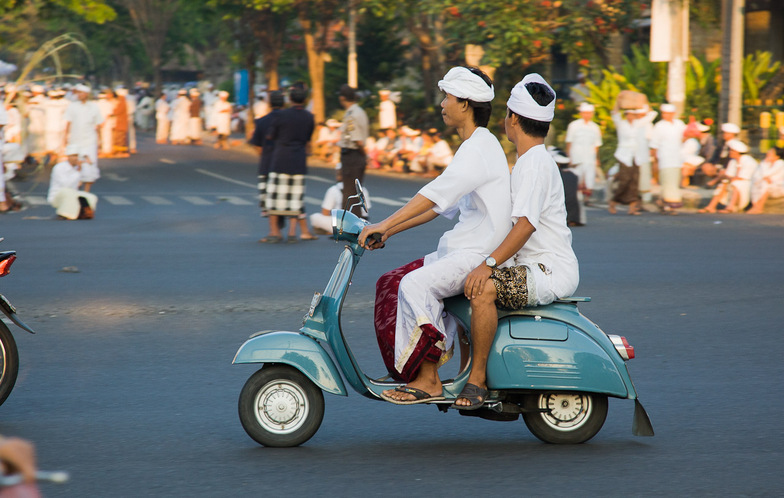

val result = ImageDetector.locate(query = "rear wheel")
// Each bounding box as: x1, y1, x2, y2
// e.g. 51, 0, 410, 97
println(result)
0, 322, 19, 407
238, 365, 325, 447
522, 392, 608, 444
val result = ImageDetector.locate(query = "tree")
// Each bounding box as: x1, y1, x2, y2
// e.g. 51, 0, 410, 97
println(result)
119, 0, 182, 96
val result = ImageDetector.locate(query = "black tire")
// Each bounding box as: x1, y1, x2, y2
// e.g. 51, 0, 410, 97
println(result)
0, 321, 19, 407
522, 392, 608, 444
238, 365, 325, 447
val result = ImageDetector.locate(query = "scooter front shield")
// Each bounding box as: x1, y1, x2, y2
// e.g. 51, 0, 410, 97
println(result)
233, 330, 347, 396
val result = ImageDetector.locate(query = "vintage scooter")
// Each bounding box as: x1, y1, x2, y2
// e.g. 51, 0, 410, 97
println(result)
234, 183, 653, 447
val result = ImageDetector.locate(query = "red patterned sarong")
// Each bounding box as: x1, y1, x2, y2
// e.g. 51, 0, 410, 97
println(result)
374, 258, 444, 382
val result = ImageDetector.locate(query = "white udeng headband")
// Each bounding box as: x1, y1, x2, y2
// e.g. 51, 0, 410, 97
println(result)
507, 73, 556, 122
437, 67, 494, 103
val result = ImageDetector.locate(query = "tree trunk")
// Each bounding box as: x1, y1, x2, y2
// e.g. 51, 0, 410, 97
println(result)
300, 18, 326, 123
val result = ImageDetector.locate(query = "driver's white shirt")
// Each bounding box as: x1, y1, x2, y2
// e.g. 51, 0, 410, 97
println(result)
418, 126, 511, 261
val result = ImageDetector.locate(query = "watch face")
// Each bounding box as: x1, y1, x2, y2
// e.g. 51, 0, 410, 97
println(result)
485, 257, 496, 268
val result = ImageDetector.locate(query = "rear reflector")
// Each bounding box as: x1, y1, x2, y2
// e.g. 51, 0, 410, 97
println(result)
608, 334, 635, 360
0, 255, 16, 277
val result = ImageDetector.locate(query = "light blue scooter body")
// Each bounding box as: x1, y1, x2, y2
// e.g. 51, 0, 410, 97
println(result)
234, 209, 640, 403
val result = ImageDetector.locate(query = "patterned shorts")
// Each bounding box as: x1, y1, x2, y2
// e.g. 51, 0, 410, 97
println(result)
265, 173, 305, 216
490, 266, 530, 310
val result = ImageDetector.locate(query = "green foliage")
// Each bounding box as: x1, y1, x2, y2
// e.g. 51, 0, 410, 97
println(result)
685, 53, 720, 121
743, 50, 781, 104
620, 44, 667, 103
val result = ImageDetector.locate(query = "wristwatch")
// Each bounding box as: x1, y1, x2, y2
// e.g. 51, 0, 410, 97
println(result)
485, 256, 497, 269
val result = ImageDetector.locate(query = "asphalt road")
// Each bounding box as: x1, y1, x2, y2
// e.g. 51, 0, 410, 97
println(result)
1, 134, 782, 497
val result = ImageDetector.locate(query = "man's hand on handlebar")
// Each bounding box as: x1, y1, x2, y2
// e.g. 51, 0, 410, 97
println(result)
358, 223, 388, 250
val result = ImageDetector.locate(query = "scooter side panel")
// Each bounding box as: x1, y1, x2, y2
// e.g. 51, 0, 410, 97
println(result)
233, 331, 347, 396
487, 322, 629, 398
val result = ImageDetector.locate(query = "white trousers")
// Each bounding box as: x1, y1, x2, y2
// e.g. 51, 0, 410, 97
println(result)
50, 188, 98, 220
394, 250, 484, 374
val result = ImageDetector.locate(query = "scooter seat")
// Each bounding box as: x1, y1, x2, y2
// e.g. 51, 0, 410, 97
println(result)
443, 295, 591, 324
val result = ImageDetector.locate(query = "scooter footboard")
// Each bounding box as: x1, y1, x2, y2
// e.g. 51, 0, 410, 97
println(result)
233, 331, 347, 396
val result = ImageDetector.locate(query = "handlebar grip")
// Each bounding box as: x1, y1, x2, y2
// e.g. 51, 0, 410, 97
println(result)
369, 233, 385, 249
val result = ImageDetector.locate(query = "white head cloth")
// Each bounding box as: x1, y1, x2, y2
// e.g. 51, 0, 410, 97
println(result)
437, 67, 494, 103
74, 83, 91, 93
507, 73, 556, 122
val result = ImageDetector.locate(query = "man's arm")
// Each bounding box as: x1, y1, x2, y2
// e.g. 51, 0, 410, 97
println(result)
464, 217, 536, 299
358, 193, 436, 249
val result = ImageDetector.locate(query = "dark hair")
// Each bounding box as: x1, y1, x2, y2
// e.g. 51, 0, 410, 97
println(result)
774, 147, 784, 159
339, 84, 357, 102
508, 82, 554, 138
456, 66, 493, 128
269, 90, 284, 109
289, 86, 307, 104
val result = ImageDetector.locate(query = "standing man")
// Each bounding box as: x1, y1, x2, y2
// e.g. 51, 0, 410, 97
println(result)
457, 74, 579, 409
248, 90, 284, 217
565, 101, 602, 220
62, 84, 103, 192
155, 93, 170, 144
213, 91, 233, 150
649, 103, 687, 213
358, 66, 511, 404
378, 89, 396, 130
187, 88, 203, 145
26, 84, 48, 162
337, 84, 369, 216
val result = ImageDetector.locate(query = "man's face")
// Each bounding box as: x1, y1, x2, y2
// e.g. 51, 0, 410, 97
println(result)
729, 149, 741, 160
76, 90, 88, 102
504, 107, 515, 138
67, 154, 80, 166
723, 131, 736, 141
440, 93, 464, 127
662, 111, 675, 122
580, 110, 593, 121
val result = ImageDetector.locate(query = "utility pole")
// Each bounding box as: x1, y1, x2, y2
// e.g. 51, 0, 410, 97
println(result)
719, 0, 745, 127
650, 0, 690, 114
347, 0, 358, 88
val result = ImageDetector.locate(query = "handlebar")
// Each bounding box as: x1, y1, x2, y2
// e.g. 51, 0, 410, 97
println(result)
0, 470, 70, 486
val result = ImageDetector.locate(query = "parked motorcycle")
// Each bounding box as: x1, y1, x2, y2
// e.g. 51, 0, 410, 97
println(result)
0, 238, 36, 407
234, 182, 653, 447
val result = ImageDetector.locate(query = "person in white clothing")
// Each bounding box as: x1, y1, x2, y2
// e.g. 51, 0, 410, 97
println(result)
699, 140, 758, 213
649, 103, 687, 213
155, 94, 170, 144
378, 89, 397, 130
565, 102, 602, 198
25, 85, 48, 160
96, 91, 114, 157
169, 89, 190, 145
458, 74, 579, 409
748, 147, 784, 214
309, 166, 370, 233
213, 91, 233, 149
62, 84, 103, 192
43, 90, 69, 157
609, 100, 657, 215
47, 145, 98, 220
135, 91, 154, 131
358, 66, 511, 405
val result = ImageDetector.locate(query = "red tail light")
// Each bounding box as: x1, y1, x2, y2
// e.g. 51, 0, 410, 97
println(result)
609, 334, 635, 360
0, 255, 16, 277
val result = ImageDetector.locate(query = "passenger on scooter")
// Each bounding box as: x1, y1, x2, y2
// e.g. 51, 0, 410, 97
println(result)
457, 74, 579, 409
358, 66, 512, 405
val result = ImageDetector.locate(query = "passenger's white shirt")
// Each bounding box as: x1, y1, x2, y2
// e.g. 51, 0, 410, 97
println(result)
64, 100, 103, 147
650, 118, 687, 169
725, 155, 758, 181
565, 118, 602, 166
47, 160, 82, 204
510, 144, 579, 303
418, 127, 511, 260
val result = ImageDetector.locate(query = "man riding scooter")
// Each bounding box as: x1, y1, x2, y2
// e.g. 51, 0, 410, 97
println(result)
358, 66, 512, 405
459, 74, 579, 409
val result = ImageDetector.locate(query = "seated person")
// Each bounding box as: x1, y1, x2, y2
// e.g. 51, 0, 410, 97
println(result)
702, 123, 740, 186
358, 66, 511, 404
748, 146, 784, 214
309, 165, 371, 233
699, 139, 758, 213
425, 129, 454, 174
457, 74, 579, 410
47, 145, 98, 220
313, 119, 341, 164
549, 146, 583, 226
375, 128, 399, 169
392, 126, 422, 173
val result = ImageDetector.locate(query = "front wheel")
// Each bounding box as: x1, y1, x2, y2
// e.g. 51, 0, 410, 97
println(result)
0, 322, 19, 407
238, 365, 325, 447
522, 392, 608, 444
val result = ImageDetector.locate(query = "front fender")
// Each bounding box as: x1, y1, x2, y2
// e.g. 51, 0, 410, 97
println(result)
233, 331, 347, 396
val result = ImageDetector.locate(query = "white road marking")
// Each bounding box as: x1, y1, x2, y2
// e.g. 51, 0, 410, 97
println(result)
160, 158, 176, 164
196, 169, 256, 188
23, 196, 48, 206
304, 196, 322, 206
181, 196, 212, 205
142, 196, 173, 205
369, 196, 405, 206
220, 196, 253, 206
103, 196, 133, 205
102, 173, 129, 182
